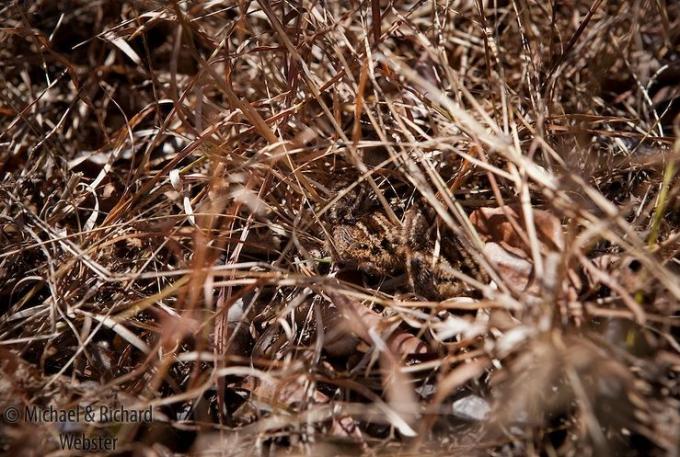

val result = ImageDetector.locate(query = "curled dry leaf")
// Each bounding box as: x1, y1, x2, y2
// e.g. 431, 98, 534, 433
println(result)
246, 374, 329, 407
236, 375, 363, 441
483, 242, 534, 290
471, 207, 566, 293
345, 313, 423, 429
430, 314, 487, 342
470, 206, 564, 255
248, 290, 427, 363
323, 289, 429, 356
321, 290, 422, 432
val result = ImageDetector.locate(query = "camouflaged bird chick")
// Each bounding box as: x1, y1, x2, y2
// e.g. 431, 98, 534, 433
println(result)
325, 183, 486, 300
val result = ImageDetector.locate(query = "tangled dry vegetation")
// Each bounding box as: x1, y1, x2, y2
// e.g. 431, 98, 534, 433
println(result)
1, 0, 679, 455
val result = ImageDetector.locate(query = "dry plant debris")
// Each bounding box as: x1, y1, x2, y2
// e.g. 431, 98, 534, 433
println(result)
1, 0, 679, 456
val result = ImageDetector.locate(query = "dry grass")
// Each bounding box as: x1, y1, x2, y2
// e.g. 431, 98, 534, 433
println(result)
1, 0, 679, 456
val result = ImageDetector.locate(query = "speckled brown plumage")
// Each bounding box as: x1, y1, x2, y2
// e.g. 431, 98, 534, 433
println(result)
327, 193, 487, 300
